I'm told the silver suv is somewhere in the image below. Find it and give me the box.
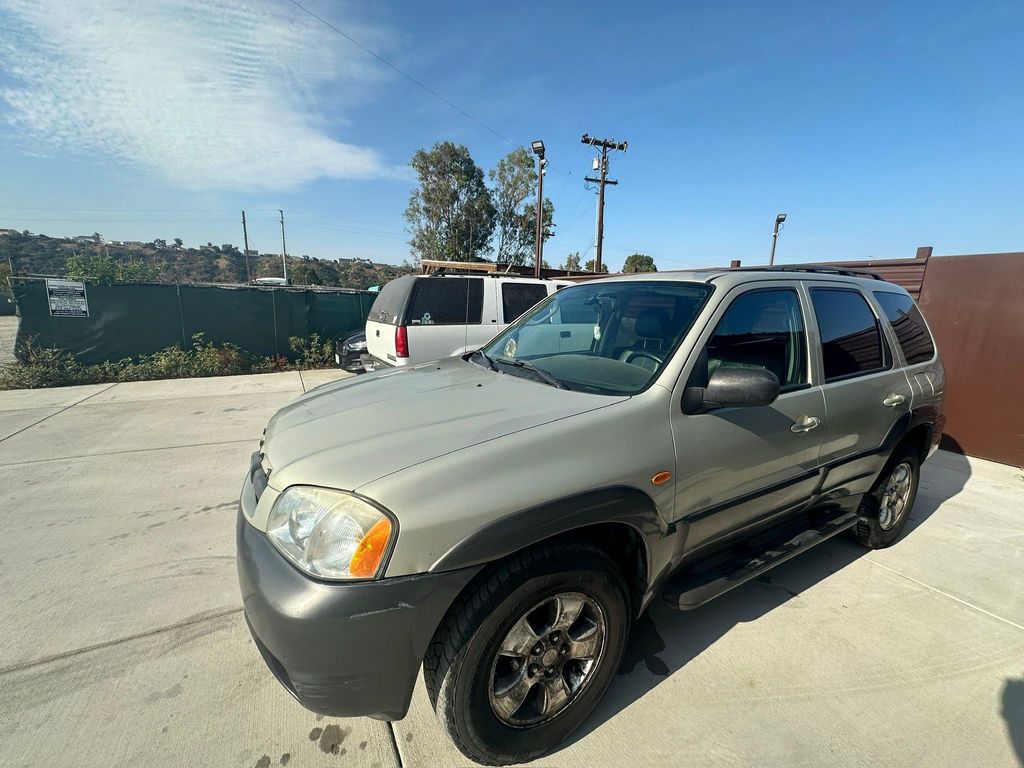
[237,267,945,765]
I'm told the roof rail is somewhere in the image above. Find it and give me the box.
[424,267,557,280]
[721,264,884,280]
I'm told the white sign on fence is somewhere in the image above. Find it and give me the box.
[46,279,89,317]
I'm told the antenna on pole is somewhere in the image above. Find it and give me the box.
[581,134,627,273]
[279,209,289,285]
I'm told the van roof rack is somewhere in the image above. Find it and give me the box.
[425,267,555,280]
[721,264,884,280]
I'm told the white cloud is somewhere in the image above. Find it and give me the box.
[0,0,397,189]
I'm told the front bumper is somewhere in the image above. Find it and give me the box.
[236,507,480,720]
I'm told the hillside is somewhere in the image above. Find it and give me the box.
[0,230,414,289]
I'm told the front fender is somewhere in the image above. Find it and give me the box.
[430,486,673,597]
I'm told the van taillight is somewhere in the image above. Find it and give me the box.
[395,325,409,358]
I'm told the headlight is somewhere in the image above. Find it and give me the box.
[267,486,394,580]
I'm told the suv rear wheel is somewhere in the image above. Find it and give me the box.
[424,540,630,765]
[853,445,921,549]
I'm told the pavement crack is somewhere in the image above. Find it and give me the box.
[0,606,243,677]
[0,438,255,467]
[0,382,117,444]
[385,721,404,768]
[865,557,1024,633]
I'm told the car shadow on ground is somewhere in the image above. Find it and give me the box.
[1002,678,1024,765]
[563,448,973,749]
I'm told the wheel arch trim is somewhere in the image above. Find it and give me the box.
[429,486,667,594]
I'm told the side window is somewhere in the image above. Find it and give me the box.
[873,291,935,364]
[501,283,548,323]
[810,289,885,381]
[406,278,483,325]
[701,289,807,390]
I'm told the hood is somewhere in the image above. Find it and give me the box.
[262,356,626,492]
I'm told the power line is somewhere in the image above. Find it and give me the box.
[286,0,515,146]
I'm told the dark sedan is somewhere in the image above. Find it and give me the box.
[335,331,367,373]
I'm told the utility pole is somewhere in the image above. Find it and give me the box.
[278,209,289,285]
[582,134,627,273]
[241,210,252,284]
[531,140,547,277]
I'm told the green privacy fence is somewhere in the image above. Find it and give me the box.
[11,279,376,364]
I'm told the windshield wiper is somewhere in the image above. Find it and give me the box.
[470,349,498,371]
[498,357,569,390]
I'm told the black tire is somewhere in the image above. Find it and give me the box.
[423,540,630,766]
[853,445,921,549]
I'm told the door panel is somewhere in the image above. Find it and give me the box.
[669,282,825,552]
[806,284,913,495]
[673,386,826,550]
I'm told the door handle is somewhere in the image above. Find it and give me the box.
[791,415,821,433]
[882,393,906,407]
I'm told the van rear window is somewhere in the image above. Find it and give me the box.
[368,276,414,326]
[407,278,484,325]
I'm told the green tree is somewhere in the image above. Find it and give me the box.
[290,260,322,286]
[584,258,610,274]
[622,253,657,273]
[173,238,183,249]
[488,147,554,266]
[65,253,159,284]
[562,252,581,271]
[405,142,496,263]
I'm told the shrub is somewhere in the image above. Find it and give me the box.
[288,333,334,369]
[0,333,338,390]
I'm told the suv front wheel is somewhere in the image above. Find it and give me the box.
[424,540,630,766]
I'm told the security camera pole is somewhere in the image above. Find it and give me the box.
[582,134,627,274]
[768,212,787,266]
[531,140,546,278]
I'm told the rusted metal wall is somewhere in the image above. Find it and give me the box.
[816,257,929,299]
[917,252,1024,466]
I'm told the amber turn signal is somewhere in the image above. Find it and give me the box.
[348,517,393,578]
[651,471,672,485]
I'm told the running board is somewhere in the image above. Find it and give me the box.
[662,510,859,610]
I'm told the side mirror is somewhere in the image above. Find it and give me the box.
[682,367,780,414]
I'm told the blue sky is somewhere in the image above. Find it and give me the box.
[1,0,1022,271]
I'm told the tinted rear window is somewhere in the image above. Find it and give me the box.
[502,283,549,322]
[873,291,935,364]
[810,289,885,381]
[406,277,484,325]
[367,276,414,326]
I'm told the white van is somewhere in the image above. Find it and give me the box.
[365,274,573,368]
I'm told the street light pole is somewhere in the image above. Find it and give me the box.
[768,212,787,266]
[531,140,546,278]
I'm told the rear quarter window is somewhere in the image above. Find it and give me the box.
[873,291,936,364]
[406,277,484,326]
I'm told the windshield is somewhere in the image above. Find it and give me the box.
[479,280,713,395]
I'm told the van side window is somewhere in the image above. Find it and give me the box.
[810,289,885,381]
[406,278,483,325]
[501,283,548,323]
[873,291,935,364]
[700,289,807,390]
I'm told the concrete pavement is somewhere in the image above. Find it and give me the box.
[0,372,1021,767]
